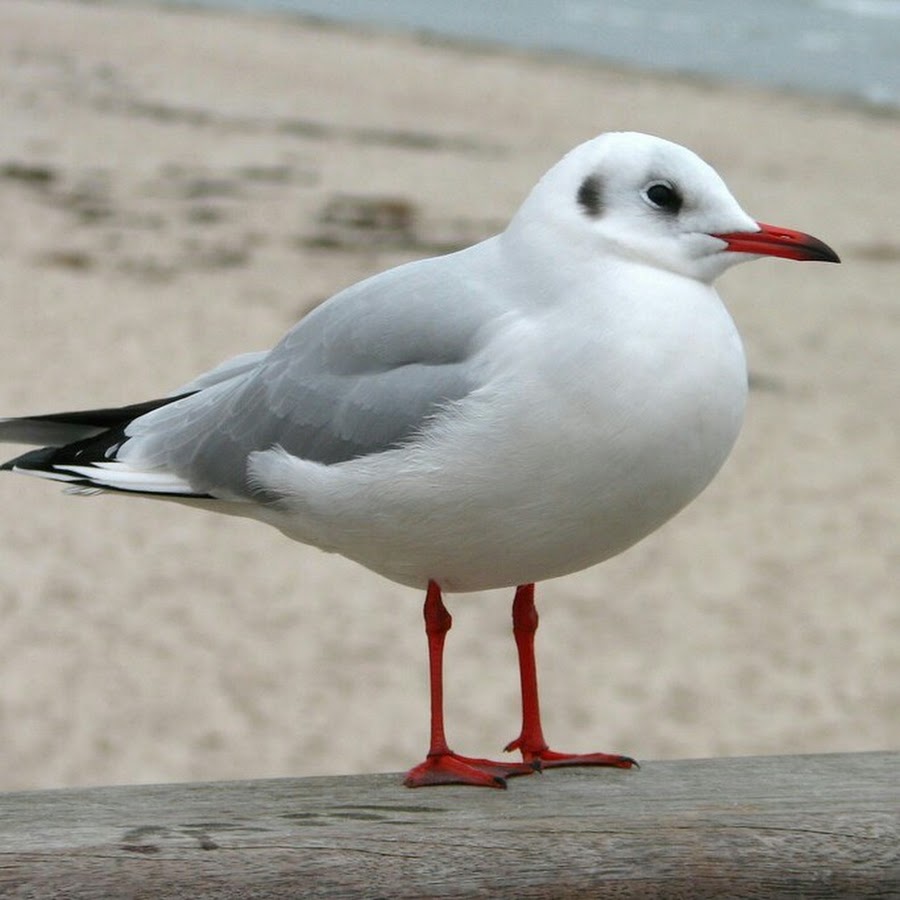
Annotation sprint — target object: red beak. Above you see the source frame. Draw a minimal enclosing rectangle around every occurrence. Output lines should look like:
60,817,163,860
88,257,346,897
713,222,840,263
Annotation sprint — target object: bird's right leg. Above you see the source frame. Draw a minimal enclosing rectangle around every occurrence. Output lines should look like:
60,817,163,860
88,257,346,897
404,580,537,788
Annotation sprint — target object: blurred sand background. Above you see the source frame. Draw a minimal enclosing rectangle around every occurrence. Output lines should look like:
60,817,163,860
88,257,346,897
0,0,897,791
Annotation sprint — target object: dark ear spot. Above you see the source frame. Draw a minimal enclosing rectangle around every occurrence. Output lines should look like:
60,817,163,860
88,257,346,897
577,174,604,217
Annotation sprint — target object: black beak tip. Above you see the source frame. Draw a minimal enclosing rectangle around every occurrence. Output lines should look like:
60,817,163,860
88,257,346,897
815,239,841,264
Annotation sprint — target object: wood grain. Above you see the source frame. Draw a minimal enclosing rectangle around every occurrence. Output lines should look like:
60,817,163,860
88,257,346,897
1,752,897,898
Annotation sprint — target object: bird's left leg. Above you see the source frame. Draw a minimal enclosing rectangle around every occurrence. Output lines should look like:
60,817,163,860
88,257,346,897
504,583,638,771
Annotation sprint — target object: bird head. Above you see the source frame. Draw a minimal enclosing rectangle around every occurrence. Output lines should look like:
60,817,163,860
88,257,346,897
509,132,839,285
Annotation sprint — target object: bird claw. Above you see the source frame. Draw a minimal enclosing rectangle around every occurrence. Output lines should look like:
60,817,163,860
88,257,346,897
531,749,639,770
506,739,638,770
404,752,538,788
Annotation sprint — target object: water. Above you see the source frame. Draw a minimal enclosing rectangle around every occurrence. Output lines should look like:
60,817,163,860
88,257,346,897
170,0,900,109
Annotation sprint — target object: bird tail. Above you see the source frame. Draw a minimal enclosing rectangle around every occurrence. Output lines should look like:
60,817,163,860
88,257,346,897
0,396,186,447
0,394,205,497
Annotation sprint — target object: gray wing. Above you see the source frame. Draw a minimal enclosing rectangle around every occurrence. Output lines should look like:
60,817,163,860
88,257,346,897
121,245,500,497
172,350,270,395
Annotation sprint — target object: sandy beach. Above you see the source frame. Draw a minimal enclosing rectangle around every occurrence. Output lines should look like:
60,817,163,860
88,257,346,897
0,0,897,791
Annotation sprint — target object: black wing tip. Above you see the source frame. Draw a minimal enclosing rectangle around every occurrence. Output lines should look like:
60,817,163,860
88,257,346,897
2,397,217,501
1,394,197,478
2,451,215,500
19,392,197,429
1,446,56,473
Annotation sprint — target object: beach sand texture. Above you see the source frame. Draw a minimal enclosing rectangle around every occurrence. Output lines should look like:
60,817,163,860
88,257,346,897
0,0,897,790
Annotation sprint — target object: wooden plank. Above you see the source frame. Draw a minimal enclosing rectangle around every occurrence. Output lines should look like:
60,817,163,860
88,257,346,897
0,752,897,898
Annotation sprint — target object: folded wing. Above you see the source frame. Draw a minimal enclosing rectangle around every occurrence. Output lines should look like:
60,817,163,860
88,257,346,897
1,248,498,500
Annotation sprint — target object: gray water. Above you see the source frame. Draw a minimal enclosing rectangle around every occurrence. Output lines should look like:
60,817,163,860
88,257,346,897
171,0,900,109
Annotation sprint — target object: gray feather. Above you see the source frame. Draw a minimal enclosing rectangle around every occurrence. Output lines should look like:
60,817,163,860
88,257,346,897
119,241,505,497
171,350,269,395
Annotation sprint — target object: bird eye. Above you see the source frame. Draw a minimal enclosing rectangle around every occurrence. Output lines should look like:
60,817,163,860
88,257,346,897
643,181,682,214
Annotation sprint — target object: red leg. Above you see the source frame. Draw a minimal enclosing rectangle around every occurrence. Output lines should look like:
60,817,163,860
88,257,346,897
504,583,638,771
404,581,537,788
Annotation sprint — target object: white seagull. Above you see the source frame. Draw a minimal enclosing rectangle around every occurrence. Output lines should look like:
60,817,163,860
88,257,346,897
0,132,839,788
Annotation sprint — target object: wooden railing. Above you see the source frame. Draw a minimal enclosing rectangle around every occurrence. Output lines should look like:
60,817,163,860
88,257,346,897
1,752,897,897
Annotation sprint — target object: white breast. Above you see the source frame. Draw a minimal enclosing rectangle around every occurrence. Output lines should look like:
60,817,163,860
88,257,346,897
250,269,747,593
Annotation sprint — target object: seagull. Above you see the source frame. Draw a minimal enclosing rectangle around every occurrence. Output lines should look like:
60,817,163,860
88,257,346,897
0,132,839,788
